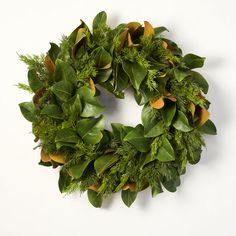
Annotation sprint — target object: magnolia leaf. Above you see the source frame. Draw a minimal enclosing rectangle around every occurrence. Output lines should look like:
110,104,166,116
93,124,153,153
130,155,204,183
162,101,176,126
44,55,55,75
173,68,190,82
144,121,164,138
87,189,102,208
151,182,163,197
58,169,72,193
198,107,209,126
93,11,107,31
78,86,104,117
143,21,154,37
127,22,141,34
121,189,137,207
28,69,43,92
162,176,180,192
191,71,209,94
111,123,127,142
68,159,91,179
49,154,66,164
115,64,130,92
62,94,82,117
157,138,175,162
94,47,112,69
48,42,60,62
150,97,165,109
95,68,112,83
77,116,105,144
182,53,205,69
52,80,74,102
19,102,37,122
199,119,217,135
94,155,119,175
124,124,150,152
154,26,168,35
55,128,79,143
140,152,155,168
41,104,63,119
188,147,202,164
122,61,147,90
173,111,193,132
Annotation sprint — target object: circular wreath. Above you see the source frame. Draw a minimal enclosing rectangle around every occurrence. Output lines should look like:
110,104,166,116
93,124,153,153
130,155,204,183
18,11,217,207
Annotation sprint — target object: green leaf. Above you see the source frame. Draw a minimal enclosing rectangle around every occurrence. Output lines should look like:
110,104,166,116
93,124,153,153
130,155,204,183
95,68,112,83
124,124,150,152
28,69,43,92
122,61,147,90
151,182,163,197
199,119,217,135
55,128,79,143
140,152,155,168
68,159,91,179
173,68,190,82
111,123,127,142
48,42,60,62
77,116,105,144
162,176,180,192
173,111,193,132
182,53,205,69
93,11,107,31
41,104,63,119
62,94,82,117
54,59,77,85
142,104,164,137
191,71,209,94
154,26,169,35
121,189,137,207
52,80,74,102
114,64,130,92
78,86,104,117
19,102,37,122
87,189,102,208
157,138,175,162
94,155,119,175
162,101,176,126
94,47,112,68
58,169,71,193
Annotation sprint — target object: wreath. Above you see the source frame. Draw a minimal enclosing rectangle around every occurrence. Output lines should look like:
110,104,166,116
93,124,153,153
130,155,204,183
18,11,217,207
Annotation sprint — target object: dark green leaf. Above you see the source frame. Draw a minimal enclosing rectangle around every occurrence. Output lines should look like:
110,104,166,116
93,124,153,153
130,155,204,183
51,80,74,102
48,42,60,62
199,119,217,135
55,128,79,143
87,189,102,208
58,169,71,193
19,102,37,122
162,176,180,192
94,155,119,175
115,64,130,92
93,11,107,31
41,104,63,119
173,68,190,82
94,47,112,68
154,26,169,35
182,53,205,69
28,69,43,92
162,101,176,126
95,68,112,83
68,159,91,179
191,71,209,94
121,189,137,207
173,111,193,132
122,61,147,90
157,138,175,162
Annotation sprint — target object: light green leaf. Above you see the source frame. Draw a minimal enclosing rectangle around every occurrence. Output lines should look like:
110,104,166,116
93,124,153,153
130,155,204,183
162,101,176,126
173,111,193,132
140,152,155,168
62,94,82,117
94,155,119,175
122,61,147,90
77,115,105,144
173,68,190,82
124,124,150,152
191,71,209,94
121,189,137,207
55,128,79,143
41,104,63,119
199,119,217,135
28,69,43,92
87,189,102,208
93,11,107,31
52,80,74,102
68,159,91,179
157,138,175,162
182,53,205,69
19,102,37,122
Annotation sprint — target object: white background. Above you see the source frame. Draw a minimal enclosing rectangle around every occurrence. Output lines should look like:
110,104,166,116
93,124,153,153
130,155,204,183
0,0,236,235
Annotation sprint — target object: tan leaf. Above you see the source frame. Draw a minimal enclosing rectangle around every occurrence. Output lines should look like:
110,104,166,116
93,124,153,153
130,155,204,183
166,96,177,102
102,62,111,70
198,107,210,126
89,78,96,95
44,55,55,75
127,32,133,47
143,21,154,37
127,22,141,34
49,154,66,164
122,183,136,191
189,102,196,117
161,40,168,49
75,28,86,44
88,185,100,192
40,149,51,163
150,96,165,109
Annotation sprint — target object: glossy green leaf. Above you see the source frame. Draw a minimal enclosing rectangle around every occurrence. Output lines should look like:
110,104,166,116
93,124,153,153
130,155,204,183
87,189,102,208
55,128,79,143
140,152,155,168
199,119,217,135
68,159,91,179
78,86,104,117
173,111,193,132
28,69,43,92
173,68,190,82
62,94,82,117
151,182,163,197
115,64,130,92
58,169,71,193
77,115,105,144
19,102,37,122
48,42,60,62
162,101,176,126
162,176,180,192
95,68,112,83
41,104,63,119
157,138,175,162
122,61,147,90
94,47,112,68
154,26,169,35
182,53,205,69
51,80,74,102
191,71,209,94
124,124,150,152
121,189,137,207
111,123,128,142
93,11,107,31
94,155,119,175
